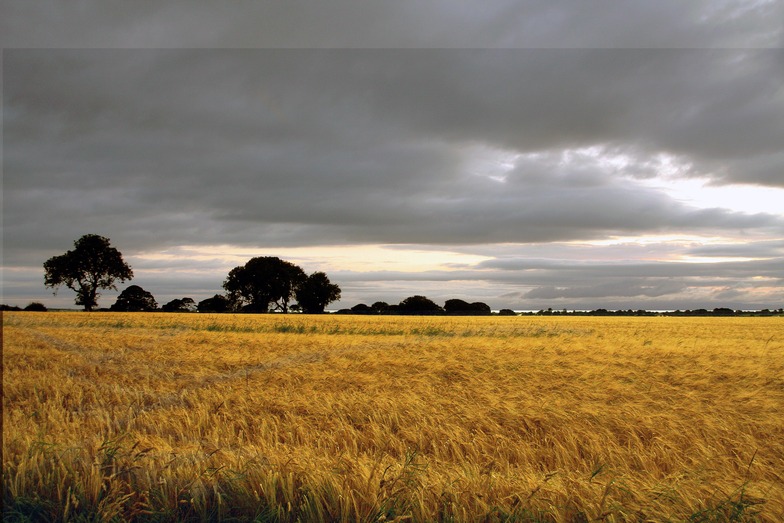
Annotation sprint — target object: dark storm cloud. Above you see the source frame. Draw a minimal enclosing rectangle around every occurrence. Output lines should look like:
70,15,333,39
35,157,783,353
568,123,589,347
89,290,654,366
2,0,782,49
4,49,784,258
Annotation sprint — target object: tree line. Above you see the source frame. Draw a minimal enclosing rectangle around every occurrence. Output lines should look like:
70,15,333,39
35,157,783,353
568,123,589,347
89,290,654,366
42,235,342,313
38,234,502,314
22,234,782,316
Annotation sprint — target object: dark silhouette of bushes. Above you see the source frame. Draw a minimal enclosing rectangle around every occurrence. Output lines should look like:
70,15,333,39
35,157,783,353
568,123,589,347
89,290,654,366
444,299,491,315
224,256,306,313
198,295,232,313
397,295,443,315
0,304,22,311
296,272,342,314
24,302,48,312
350,303,374,314
162,298,197,312
110,285,158,312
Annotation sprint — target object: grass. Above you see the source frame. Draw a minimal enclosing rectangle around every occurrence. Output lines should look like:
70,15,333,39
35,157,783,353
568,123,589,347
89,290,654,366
2,312,783,521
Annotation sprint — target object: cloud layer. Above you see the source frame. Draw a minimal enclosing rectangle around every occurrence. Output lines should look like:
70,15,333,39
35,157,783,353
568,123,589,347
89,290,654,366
2,1,782,49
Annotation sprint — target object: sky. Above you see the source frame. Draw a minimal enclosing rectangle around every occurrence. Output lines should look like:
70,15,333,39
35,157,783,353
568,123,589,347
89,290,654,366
1,0,783,311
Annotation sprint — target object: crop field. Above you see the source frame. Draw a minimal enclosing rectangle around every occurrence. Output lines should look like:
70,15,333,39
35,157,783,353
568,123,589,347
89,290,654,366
2,312,783,522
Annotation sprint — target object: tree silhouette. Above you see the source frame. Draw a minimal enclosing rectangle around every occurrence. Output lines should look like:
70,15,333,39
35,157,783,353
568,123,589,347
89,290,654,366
44,234,133,311
398,295,442,314
24,302,48,312
371,301,390,314
350,303,374,314
444,299,491,315
295,272,341,313
198,294,231,313
162,297,197,312
110,285,158,311
224,257,306,313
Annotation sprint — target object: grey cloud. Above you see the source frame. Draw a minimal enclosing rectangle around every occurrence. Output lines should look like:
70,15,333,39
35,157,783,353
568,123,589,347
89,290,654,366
5,49,784,261
491,257,783,310
686,241,784,258
335,257,784,290
2,1,781,49
524,280,687,300
8,49,783,194
478,257,784,281
712,287,746,301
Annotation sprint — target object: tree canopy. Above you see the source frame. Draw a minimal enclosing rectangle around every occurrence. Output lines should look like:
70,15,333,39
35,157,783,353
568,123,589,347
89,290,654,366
110,285,158,312
43,234,133,311
444,299,491,315
296,272,341,314
398,295,443,314
198,294,231,313
161,297,197,313
223,256,307,313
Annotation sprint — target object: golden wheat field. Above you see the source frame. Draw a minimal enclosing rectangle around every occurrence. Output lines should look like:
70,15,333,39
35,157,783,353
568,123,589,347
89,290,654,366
2,312,783,522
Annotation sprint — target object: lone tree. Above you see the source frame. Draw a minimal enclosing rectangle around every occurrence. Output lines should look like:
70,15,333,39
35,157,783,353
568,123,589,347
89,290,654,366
110,285,158,312
44,234,133,311
295,272,341,313
224,256,307,313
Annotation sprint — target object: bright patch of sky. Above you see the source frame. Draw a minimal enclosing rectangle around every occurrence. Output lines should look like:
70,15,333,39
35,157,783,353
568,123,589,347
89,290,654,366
134,245,493,275
649,178,784,216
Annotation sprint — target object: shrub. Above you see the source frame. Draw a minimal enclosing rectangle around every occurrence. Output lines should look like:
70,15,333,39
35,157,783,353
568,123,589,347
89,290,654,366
24,302,48,312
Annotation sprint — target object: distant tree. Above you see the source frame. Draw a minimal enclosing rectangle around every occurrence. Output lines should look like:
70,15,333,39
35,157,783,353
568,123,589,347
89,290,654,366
444,299,491,315
497,309,517,316
471,302,491,314
295,272,341,314
162,297,197,313
350,303,374,314
44,234,133,311
444,298,470,313
24,302,48,312
1,304,22,311
371,301,390,314
385,304,401,314
110,285,157,312
198,294,231,313
398,295,442,315
224,257,306,313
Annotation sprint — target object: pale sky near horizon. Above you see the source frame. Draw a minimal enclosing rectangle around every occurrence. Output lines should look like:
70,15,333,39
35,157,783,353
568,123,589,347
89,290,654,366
2,1,783,311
